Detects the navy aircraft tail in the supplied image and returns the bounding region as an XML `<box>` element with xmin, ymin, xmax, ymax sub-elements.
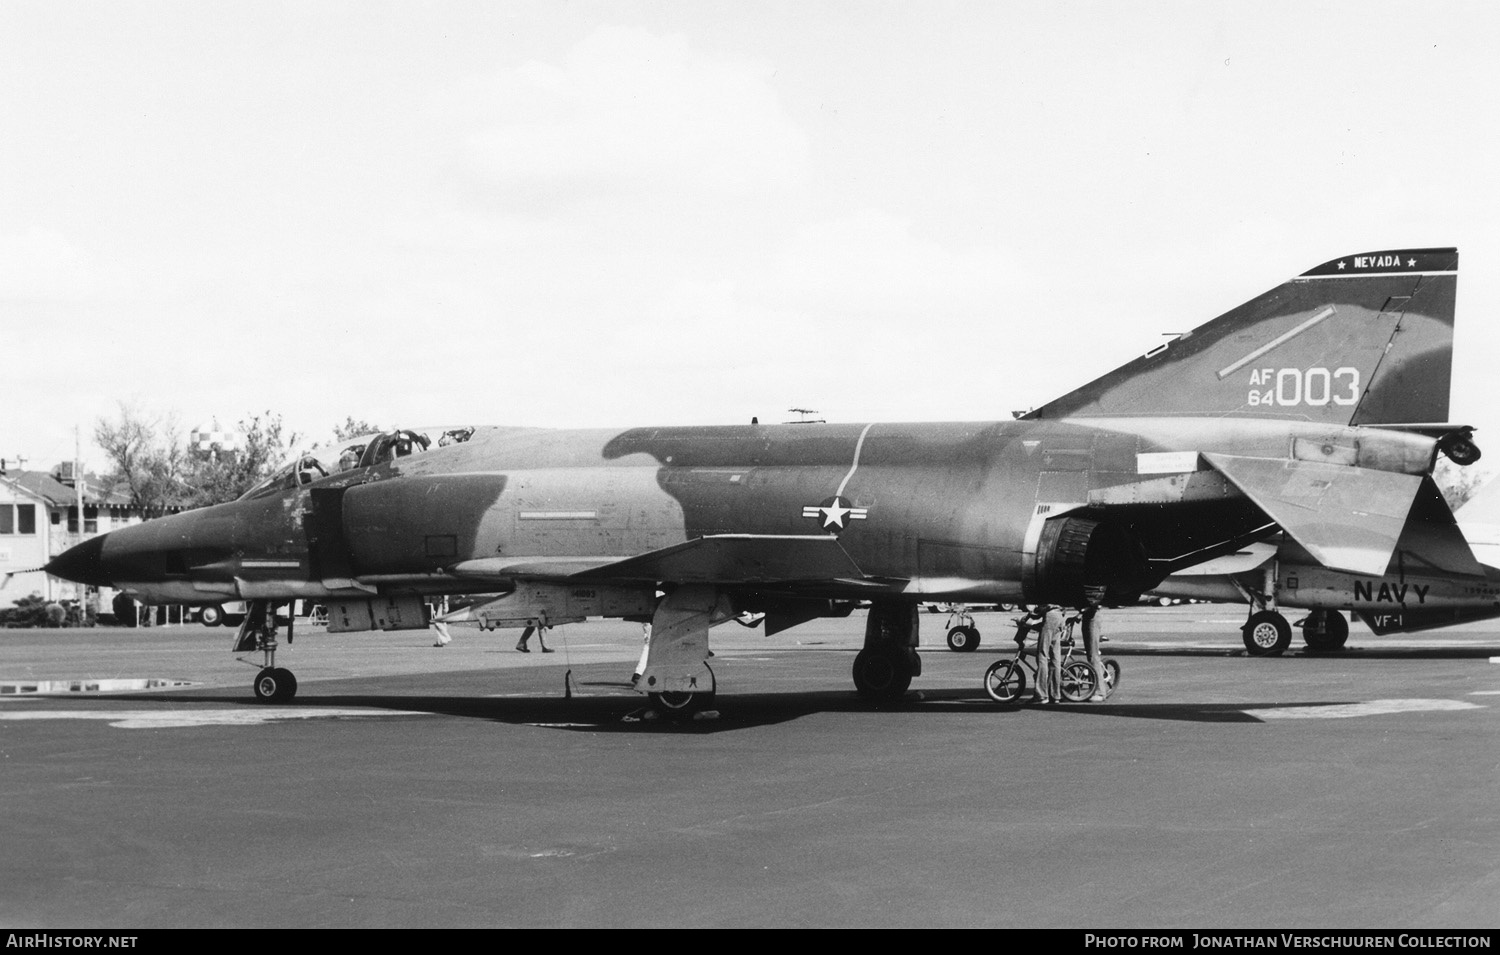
<box><xmin>1026</xmin><ymin>248</ymin><xmax>1458</xmax><ymax>425</ymax></box>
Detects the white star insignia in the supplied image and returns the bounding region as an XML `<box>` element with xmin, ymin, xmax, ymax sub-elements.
<box><xmin>1408</xmin><ymin>258</ymin><xmax>1416</xmax><ymax>267</ymax></box>
<box><xmin>801</xmin><ymin>497</ymin><xmax>870</xmax><ymax>532</ymax></box>
<box><xmin>820</xmin><ymin>501</ymin><xmax>852</xmax><ymax>528</ymax></box>
<box><xmin>1337</xmin><ymin>261</ymin><xmax>1345</xmax><ymax>269</ymax></box>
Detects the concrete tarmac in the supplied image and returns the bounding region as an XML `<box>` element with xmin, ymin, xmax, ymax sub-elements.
<box><xmin>1</xmin><ymin>606</ymin><xmax>1498</xmax><ymax>928</ymax></box>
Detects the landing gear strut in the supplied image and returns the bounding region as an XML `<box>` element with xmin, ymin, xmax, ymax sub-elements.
<box><xmin>853</xmin><ymin>602</ymin><xmax>921</xmax><ymax>702</ymax></box>
<box><xmin>233</xmin><ymin>600</ymin><xmax>298</xmax><ymax>702</ymax></box>
<box><xmin>635</xmin><ymin>586</ymin><xmax>728</xmax><ymax>717</ymax></box>
<box><xmin>1238</xmin><ymin>561</ymin><xmax>1291</xmax><ymax>656</ymax></box>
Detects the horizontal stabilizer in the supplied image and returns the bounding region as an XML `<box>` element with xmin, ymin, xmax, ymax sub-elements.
<box><xmin>1202</xmin><ymin>453</ymin><xmax>1424</xmax><ymax>576</ymax></box>
<box><xmin>1389</xmin><ymin>476</ymin><xmax>1485</xmax><ymax>577</ymax></box>
<box><xmin>573</xmin><ymin>534</ymin><xmax>867</xmax><ymax>584</ymax></box>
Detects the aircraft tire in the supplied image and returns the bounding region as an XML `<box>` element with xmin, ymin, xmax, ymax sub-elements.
<box><xmin>983</xmin><ymin>659</ymin><xmax>1026</xmax><ymax>703</ymax></box>
<box><xmin>1242</xmin><ymin>611</ymin><xmax>1292</xmax><ymax>656</ymax></box>
<box><xmin>253</xmin><ymin>667</ymin><xmax>298</xmax><ymax>703</ymax></box>
<box><xmin>1103</xmin><ymin>659</ymin><xmax>1121</xmax><ymax>698</ymax></box>
<box><xmin>1303</xmin><ymin>611</ymin><xmax>1349</xmax><ymax>652</ymax></box>
<box><xmin>1060</xmin><ymin>661</ymin><xmax>1097</xmax><ymax>702</ymax></box>
<box><xmin>650</xmin><ymin>690</ymin><xmax>711</xmax><ymax>718</ymax></box>
<box><xmin>852</xmin><ymin>648</ymin><xmax>914</xmax><ymax>702</ymax></box>
<box><xmin>946</xmin><ymin>625</ymin><xmax>981</xmax><ymax>652</ymax></box>
<box><xmin>200</xmin><ymin>605</ymin><xmax>223</xmax><ymax>627</ymax></box>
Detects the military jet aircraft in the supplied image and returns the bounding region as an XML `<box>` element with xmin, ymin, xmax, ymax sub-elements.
<box><xmin>1153</xmin><ymin>472</ymin><xmax>1500</xmax><ymax>654</ymax></box>
<box><xmin>45</xmin><ymin>247</ymin><xmax>1481</xmax><ymax>713</ymax></box>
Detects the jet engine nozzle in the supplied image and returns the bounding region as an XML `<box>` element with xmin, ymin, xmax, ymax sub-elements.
<box><xmin>1438</xmin><ymin>429</ymin><xmax>1482</xmax><ymax>466</ymax></box>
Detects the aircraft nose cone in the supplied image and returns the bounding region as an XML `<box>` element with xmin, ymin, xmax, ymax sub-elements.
<box><xmin>44</xmin><ymin>534</ymin><xmax>111</xmax><ymax>587</ymax></box>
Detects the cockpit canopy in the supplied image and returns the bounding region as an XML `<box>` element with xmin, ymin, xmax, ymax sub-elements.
<box><xmin>238</xmin><ymin>426</ymin><xmax>475</xmax><ymax>500</ymax></box>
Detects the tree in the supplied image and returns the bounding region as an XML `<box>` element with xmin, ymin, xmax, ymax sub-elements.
<box><xmin>95</xmin><ymin>406</ymin><xmax>304</xmax><ymax>512</ymax></box>
<box><xmin>182</xmin><ymin>412</ymin><xmax>300</xmax><ymax>507</ymax></box>
<box><xmin>1434</xmin><ymin>458</ymin><xmax>1491</xmax><ymax>511</ymax></box>
<box><xmin>333</xmin><ymin>417</ymin><xmax>383</xmax><ymax>441</ymax></box>
<box><xmin>93</xmin><ymin>404</ymin><xmax>188</xmax><ymax>518</ymax></box>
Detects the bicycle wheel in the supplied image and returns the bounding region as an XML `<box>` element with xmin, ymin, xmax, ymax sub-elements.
<box><xmin>984</xmin><ymin>659</ymin><xmax>1027</xmax><ymax>703</ymax></box>
<box><xmin>1103</xmin><ymin>659</ymin><xmax>1121</xmax><ymax>698</ymax></box>
<box><xmin>1060</xmin><ymin>661</ymin><xmax>1097</xmax><ymax>702</ymax></box>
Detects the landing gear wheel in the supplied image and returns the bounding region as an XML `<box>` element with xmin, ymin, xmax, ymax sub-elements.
<box><xmin>253</xmin><ymin>666</ymin><xmax>297</xmax><ymax>703</ymax></box>
<box><xmin>200</xmin><ymin>605</ymin><xmax>223</xmax><ymax>627</ymax></box>
<box><xmin>1302</xmin><ymin>610</ymin><xmax>1349</xmax><ymax>652</ymax></box>
<box><xmin>983</xmin><ymin>659</ymin><xmax>1027</xmax><ymax>703</ymax></box>
<box><xmin>1242</xmin><ymin>610</ymin><xmax>1292</xmax><ymax>656</ymax></box>
<box><xmin>649</xmin><ymin>690</ymin><xmax>712</xmax><ymax>718</ymax></box>
<box><xmin>852</xmin><ymin>648</ymin><xmax>914</xmax><ymax>702</ymax></box>
<box><xmin>946</xmin><ymin>625</ymin><xmax>981</xmax><ymax>652</ymax></box>
<box><xmin>1060</xmin><ymin>661</ymin><xmax>1098</xmax><ymax>702</ymax></box>
<box><xmin>1103</xmin><ymin>659</ymin><xmax>1121</xmax><ymax>698</ymax></box>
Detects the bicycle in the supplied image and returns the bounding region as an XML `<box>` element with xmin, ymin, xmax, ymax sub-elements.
<box><xmin>983</xmin><ymin>614</ymin><xmax>1120</xmax><ymax>703</ymax></box>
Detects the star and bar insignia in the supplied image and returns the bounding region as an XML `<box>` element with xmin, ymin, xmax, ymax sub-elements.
<box><xmin>801</xmin><ymin>496</ymin><xmax>869</xmax><ymax>532</ymax></box>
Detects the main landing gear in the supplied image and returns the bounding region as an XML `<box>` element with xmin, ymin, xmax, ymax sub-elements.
<box><xmin>1242</xmin><ymin>609</ymin><xmax>1292</xmax><ymax>655</ymax></box>
<box><xmin>233</xmin><ymin>599</ymin><xmax>298</xmax><ymax>702</ymax></box>
<box><xmin>853</xmin><ymin>602</ymin><xmax>921</xmax><ymax>702</ymax></box>
<box><xmin>634</xmin><ymin>585</ymin><xmax>727</xmax><ymax>717</ymax></box>
<box><xmin>1299</xmin><ymin>609</ymin><xmax>1349</xmax><ymax>652</ymax></box>
<box><xmin>1241</xmin><ymin>608</ymin><xmax>1349</xmax><ymax>654</ymax></box>
<box><xmin>942</xmin><ymin>606</ymin><xmax>982</xmax><ymax>652</ymax></box>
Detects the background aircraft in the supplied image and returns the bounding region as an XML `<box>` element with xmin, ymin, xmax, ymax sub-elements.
<box><xmin>45</xmin><ymin>248</ymin><xmax>1483</xmax><ymax>713</ymax></box>
<box><xmin>1153</xmin><ymin>475</ymin><xmax>1500</xmax><ymax>653</ymax></box>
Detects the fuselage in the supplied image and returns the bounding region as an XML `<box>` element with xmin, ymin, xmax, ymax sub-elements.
<box><xmin>47</xmin><ymin>416</ymin><xmax>1440</xmax><ymax>609</ymax></box>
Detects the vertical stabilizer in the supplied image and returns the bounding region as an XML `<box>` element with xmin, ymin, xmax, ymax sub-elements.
<box><xmin>1027</xmin><ymin>248</ymin><xmax>1458</xmax><ymax>425</ymax></box>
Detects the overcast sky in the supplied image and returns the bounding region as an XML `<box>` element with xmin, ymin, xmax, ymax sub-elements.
<box><xmin>4</xmin><ymin>1</ymin><xmax>1498</xmax><ymax>469</ymax></box>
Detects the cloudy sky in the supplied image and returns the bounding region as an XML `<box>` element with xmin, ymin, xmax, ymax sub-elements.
<box><xmin>4</xmin><ymin>1</ymin><xmax>1498</xmax><ymax>469</ymax></box>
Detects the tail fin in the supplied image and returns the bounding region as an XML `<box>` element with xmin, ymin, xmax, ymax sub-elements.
<box><xmin>1026</xmin><ymin>248</ymin><xmax>1458</xmax><ymax>425</ymax></box>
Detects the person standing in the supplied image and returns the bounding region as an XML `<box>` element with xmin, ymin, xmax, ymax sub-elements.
<box><xmin>1031</xmin><ymin>603</ymin><xmax>1065</xmax><ymax>704</ymax></box>
<box><xmin>1080</xmin><ymin>599</ymin><xmax>1107</xmax><ymax>702</ymax></box>
<box><xmin>429</xmin><ymin>600</ymin><xmax>452</xmax><ymax>647</ymax></box>
<box><xmin>515</xmin><ymin>617</ymin><xmax>552</xmax><ymax>653</ymax></box>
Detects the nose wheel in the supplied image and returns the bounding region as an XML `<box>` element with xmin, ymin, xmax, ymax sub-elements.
<box><xmin>235</xmin><ymin>600</ymin><xmax>299</xmax><ymax>702</ymax></box>
<box><xmin>253</xmin><ymin>666</ymin><xmax>298</xmax><ymax>703</ymax></box>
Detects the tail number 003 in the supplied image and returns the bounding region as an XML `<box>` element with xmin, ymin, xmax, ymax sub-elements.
<box><xmin>1246</xmin><ymin>367</ymin><xmax>1358</xmax><ymax>407</ymax></box>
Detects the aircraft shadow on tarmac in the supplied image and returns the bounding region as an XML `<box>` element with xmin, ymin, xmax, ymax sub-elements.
<box><xmin>91</xmin><ymin>683</ymin><xmax>1349</xmax><ymax>730</ymax></box>
<box><xmin>1092</xmin><ymin>643</ymin><xmax>1500</xmax><ymax>659</ymax></box>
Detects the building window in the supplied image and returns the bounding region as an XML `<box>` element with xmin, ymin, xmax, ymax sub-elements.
<box><xmin>0</xmin><ymin>506</ymin><xmax>11</xmax><ymax>534</ymax></box>
<box><xmin>17</xmin><ymin>504</ymin><xmax>35</xmax><ymax>535</ymax></box>
<box><xmin>66</xmin><ymin>506</ymin><xmax>99</xmax><ymax>534</ymax></box>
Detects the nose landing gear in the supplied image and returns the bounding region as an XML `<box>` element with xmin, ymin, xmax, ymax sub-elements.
<box><xmin>233</xmin><ymin>600</ymin><xmax>298</xmax><ymax>702</ymax></box>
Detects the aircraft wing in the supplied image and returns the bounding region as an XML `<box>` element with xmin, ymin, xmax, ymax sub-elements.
<box><xmin>447</xmin><ymin>534</ymin><xmax>870</xmax><ymax>587</ymax></box>
<box><xmin>1201</xmin><ymin>453</ymin><xmax>1429</xmax><ymax>577</ymax></box>
<box><xmin>570</xmin><ymin>534</ymin><xmax>869</xmax><ymax>584</ymax></box>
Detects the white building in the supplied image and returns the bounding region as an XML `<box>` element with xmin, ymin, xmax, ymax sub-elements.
<box><xmin>0</xmin><ymin>463</ymin><xmax>146</xmax><ymax>608</ymax></box>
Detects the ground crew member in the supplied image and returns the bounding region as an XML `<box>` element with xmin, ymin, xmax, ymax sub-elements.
<box><xmin>1032</xmin><ymin>603</ymin><xmax>1065</xmax><ymax>703</ymax></box>
<box><xmin>1013</xmin><ymin>605</ymin><xmax>1046</xmax><ymax>646</ymax></box>
<box><xmin>1080</xmin><ymin>600</ymin><xmax>1107</xmax><ymax>702</ymax></box>
<box><xmin>515</xmin><ymin>617</ymin><xmax>552</xmax><ymax>653</ymax></box>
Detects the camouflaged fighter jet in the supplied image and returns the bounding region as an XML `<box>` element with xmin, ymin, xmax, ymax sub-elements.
<box><xmin>44</xmin><ymin>247</ymin><xmax>1483</xmax><ymax>712</ymax></box>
